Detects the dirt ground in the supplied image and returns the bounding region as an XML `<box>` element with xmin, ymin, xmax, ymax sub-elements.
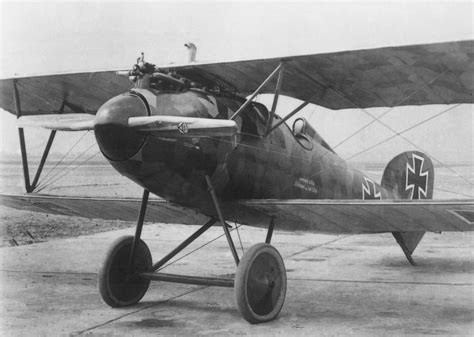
<box><xmin>0</xmin><ymin>205</ymin><xmax>136</xmax><ymax>247</ymax></box>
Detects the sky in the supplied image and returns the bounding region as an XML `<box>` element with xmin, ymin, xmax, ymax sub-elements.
<box><xmin>0</xmin><ymin>1</ymin><xmax>472</xmax><ymax>166</ymax></box>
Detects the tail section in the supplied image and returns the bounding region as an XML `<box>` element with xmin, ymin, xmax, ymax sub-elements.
<box><xmin>381</xmin><ymin>151</ymin><xmax>434</xmax><ymax>265</ymax></box>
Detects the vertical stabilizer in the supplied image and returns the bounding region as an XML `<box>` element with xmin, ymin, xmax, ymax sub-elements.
<box><xmin>381</xmin><ymin>151</ymin><xmax>434</xmax><ymax>265</ymax></box>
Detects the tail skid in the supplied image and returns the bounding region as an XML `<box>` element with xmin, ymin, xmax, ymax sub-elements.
<box><xmin>392</xmin><ymin>232</ymin><xmax>425</xmax><ymax>265</ymax></box>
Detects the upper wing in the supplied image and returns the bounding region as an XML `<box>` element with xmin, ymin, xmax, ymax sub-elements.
<box><xmin>233</xmin><ymin>199</ymin><xmax>474</xmax><ymax>233</ymax></box>
<box><xmin>164</xmin><ymin>40</ymin><xmax>474</xmax><ymax>109</ymax></box>
<box><xmin>1</xmin><ymin>193</ymin><xmax>472</xmax><ymax>234</ymax></box>
<box><xmin>0</xmin><ymin>71</ymin><xmax>131</xmax><ymax>116</ymax></box>
<box><xmin>1</xmin><ymin>40</ymin><xmax>472</xmax><ymax>118</ymax></box>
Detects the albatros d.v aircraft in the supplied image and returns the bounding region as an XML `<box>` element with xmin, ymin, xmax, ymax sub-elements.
<box><xmin>0</xmin><ymin>40</ymin><xmax>473</xmax><ymax>323</ymax></box>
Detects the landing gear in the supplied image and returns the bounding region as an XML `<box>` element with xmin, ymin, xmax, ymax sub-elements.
<box><xmin>98</xmin><ymin>189</ymin><xmax>152</xmax><ymax>307</ymax></box>
<box><xmin>98</xmin><ymin>183</ymin><xmax>287</xmax><ymax>323</ymax></box>
<box><xmin>98</xmin><ymin>235</ymin><xmax>152</xmax><ymax>307</ymax></box>
<box><xmin>235</xmin><ymin>243</ymin><xmax>287</xmax><ymax>323</ymax></box>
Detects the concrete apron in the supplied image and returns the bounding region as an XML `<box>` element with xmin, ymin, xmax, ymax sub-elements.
<box><xmin>1</xmin><ymin>224</ymin><xmax>473</xmax><ymax>336</ymax></box>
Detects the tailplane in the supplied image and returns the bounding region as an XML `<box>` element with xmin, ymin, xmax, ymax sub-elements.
<box><xmin>381</xmin><ymin>151</ymin><xmax>434</xmax><ymax>265</ymax></box>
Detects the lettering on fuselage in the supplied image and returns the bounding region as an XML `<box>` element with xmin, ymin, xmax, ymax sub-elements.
<box><xmin>294</xmin><ymin>177</ymin><xmax>318</xmax><ymax>194</ymax></box>
<box><xmin>362</xmin><ymin>177</ymin><xmax>381</xmax><ymax>200</ymax></box>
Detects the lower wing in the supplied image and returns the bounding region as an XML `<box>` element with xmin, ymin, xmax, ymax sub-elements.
<box><xmin>233</xmin><ymin>199</ymin><xmax>474</xmax><ymax>233</ymax></box>
<box><xmin>1</xmin><ymin>194</ymin><xmax>472</xmax><ymax>234</ymax></box>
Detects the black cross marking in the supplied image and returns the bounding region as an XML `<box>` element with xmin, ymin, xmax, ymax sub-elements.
<box><xmin>406</xmin><ymin>154</ymin><xmax>429</xmax><ymax>200</ymax></box>
<box><xmin>362</xmin><ymin>177</ymin><xmax>381</xmax><ymax>200</ymax></box>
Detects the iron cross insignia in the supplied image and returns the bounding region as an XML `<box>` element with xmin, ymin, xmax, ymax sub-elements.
<box><xmin>362</xmin><ymin>177</ymin><xmax>381</xmax><ymax>200</ymax></box>
<box><xmin>177</xmin><ymin>122</ymin><xmax>189</xmax><ymax>134</ymax></box>
<box><xmin>405</xmin><ymin>153</ymin><xmax>429</xmax><ymax>199</ymax></box>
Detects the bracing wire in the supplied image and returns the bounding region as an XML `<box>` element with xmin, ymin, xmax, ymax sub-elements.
<box><xmin>292</xmin><ymin>66</ymin><xmax>472</xmax><ymax>187</ymax></box>
<box><xmin>36</xmin><ymin>131</ymin><xmax>90</xmax><ymax>189</ymax></box>
<box><xmin>235</xmin><ymin>221</ymin><xmax>245</xmax><ymax>253</ymax></box>
<box><xmin>346</xmin><ymin>104</ymin><xmax>474</xmax><ymax>187</ymax></box>
<box><xmin>37</xmin><ymin>140</ymin><xmax>97</xmax><ymax>191</ymax></box>
<box><xmin>433</xmin><ymin>187</ymin><xmax>474</xmax><ymax>198</ymax></box>
<box><xmin>157</xmin><ymin>223</ymin><xmax>244</xmax><ymax>272</ymax></box>
<box><xmin>37</xmin><ymin>149</ymin><xmax>100</xmax><ymax>193</ymax></box>
<box><xmin>330</xmin><ymin>69</ymin><xmax>450</xmax><ymax>152</ymax></box>
<box><xmin>345</xmin><ymin>104</ymin><xmax>461</xmax><ymax>160</ymax></box>
<box><xmin>331</xmin><ymin>108</ymin><xmax>393</xmax><ymax>151</ymax></box>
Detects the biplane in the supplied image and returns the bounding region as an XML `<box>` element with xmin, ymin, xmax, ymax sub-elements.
<box><xmin>0</xmin><ymin>40</ymin><xmax>473</xmax><ymax>323</ymax></box>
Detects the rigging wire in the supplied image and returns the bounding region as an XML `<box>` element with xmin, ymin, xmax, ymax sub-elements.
<box><xmin>344</xmin><ymin>104</ymin><xmax>474</xmax><ymax>186</ymax></box>
<box><xmin>305</xmin><ymin>90</ymin><xmax>471</xmax><ymax>186</ymax></box>
<box><xmin>36</xmin><ymin>147</ymin><xmax>100</xmax><ymax>193</ymax></box>
<box><xmin>304</xmin><ymin>104</ymin><xmax>467</xmax><ymax>184</ymax></box>
<box><xmin>433</xmin><ymin>187</ymin><xmax>474</xmax><ymax>198</ymax></box>
<box><xmin>331</xmin><ymin>108</ymin><xmax>393</xmax><ymax>151</ymax></box>
<box><xmin>157</xmin><ymin>223</ymin><xmax>244</xmax><ymax>272</ymax></box>
<box><xmin>345</xmin><ymin>104</ymin><xmax>461</xmax><ymax>160</ymax></box>
<box><xmin>235</xmin><ymin>221</ymin><xmax>245</xmax><ymax>254</ymax></box>
<box><xmin>329</xmin><ymin>69</ymin><xmax>450</xmax><ymax>152</ymax></box>
<box><xmin>38</xmin><ymin>149</ymin><xmax>101</xmax><ymax>192</ymax></box>
<box><xmin>37</xmin><ymin>140</ymin><xmax>97</xmax><ymax>191</ymax></box>
<box><xmin>36</xmin><ymin>131</ymin><xmax>90</xmax><ymax>189</ymax></box>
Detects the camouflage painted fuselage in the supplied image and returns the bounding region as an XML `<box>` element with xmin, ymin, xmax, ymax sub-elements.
<box><xmin>94</xmin><ymin>88</ymin><xmax>396</xmax><ymax>218</ymax></box>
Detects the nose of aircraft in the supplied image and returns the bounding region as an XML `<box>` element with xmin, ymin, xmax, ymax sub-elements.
<box><xmin>94</xmin><ymin>93</ymin><xmax>149</xmax><ymax>162</ymax></box>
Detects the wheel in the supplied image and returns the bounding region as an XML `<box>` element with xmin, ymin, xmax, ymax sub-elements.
<box><xmin>234</xmin><ymin>243</ymin><xmax>287</xmax><ymax>323</ymax></box>
<box><xmin>98</xmin><ymin>235</ymin><xmax>152</xmax><ymax>307</ymax></box>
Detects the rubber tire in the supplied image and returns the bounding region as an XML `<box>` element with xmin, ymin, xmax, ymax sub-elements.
<box><xmin>234</xmin><ymin>243</ymin><xmax>287</xmax><ymax>324</ymax></box>
<box><xmin>98</xmin><ymin>235</ymin><xmax>152</xmax><ymax>307</ymax></box>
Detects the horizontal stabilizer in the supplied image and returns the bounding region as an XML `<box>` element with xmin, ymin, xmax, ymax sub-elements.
<box><xmin>18</xmin><ymin>114</ymin><xmax>95</xmax><ymax>131</ymax></box>
<box><xmin>128</xmin><ymin>116</ymin><xmax>238</xmax><ymax>137</ymax></box>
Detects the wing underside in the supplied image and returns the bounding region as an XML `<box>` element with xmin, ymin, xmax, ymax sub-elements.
<box><xmin>0</xmin><ymin>71</ymin><xmax>132</xmax><ymax>116</ymax></box>
<box><xmin>1</xmin><ymin>194</ymin><xmax>472</xmax><ymax>234</ymax></box>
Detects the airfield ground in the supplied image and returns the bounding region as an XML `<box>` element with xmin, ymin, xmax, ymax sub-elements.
<box><xmin>0</xmin><ymin>159</ymin><xmax>473</xmax><ymax>335</ymax></box>
<box><xmin>0</xmin><ymin>208</ymin><xmax>473</xmax><ymax>336</ymax></box>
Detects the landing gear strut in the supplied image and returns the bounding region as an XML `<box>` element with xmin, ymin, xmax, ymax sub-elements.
<box><xmin>98</xmin><ymin>179</ymin><xmax>287</xmax><ymax>323</ymax></box>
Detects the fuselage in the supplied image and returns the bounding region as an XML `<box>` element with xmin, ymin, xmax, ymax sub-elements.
<box><xmin>94</xmin><ymin>88</ymin><xmax>395</xmax><ymax>217</ymax></box>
